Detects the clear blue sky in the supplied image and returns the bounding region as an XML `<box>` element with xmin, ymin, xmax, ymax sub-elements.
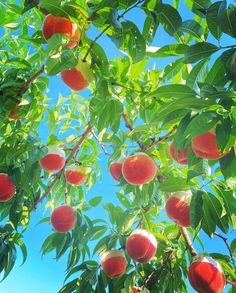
<box><xmin>0</xmin><ymin>1</ymin><xmax>235</xmax><ymax>292</ymax></box>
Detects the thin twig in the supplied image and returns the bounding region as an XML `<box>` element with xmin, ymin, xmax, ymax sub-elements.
<box><xmin>146</xmin><ymin>126</ymin><xmax>177</xmax><ymax>151</ymax></box>
<box><xmin>226</xmin><ymin>279</ymin><xmax>236</xmax><ymax>287</ymax></box>
<box><xmin>121</xmin><ymin>111</ymin><xmax>145</xmax><ymax>150</ymax></box>
<box><xmin>179</xmin><ymin>227</ymin><xmax>197</xmax><ymax>257</ymax></box>
<box><xmin>214</xmin><ymin>232</ymin><xmax>235</xmax><ymax>267</ymax></box>
<box><xmin>82</xmin><ymin>0</ymin><xmax>145</xmax><ymax>62</ymax></box>
<box><xmin>16</xmin><ymin>65</ymin><xmax>45</xmax><ymax>100</ymax></box>
<box><xmin>90</xmin><ymin>129</ymin><xmax>110</xmax><ymax>155</ymax></box>
<box><xmin>31</xmin><ymin>124</ymin><xmax>92</xmax><ymax>211</ymax></box>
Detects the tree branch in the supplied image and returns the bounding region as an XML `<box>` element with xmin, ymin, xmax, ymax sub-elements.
<box><xmin>16</xmin><ymin>65</ymin><xmax>45</xmax><ymax>100</ymax></box>
<box><xmin>179</xmin><ymin>227</ymin><xmax>197</xmax><ymax>257</ymax></box>
<box><xmin>226</xmin><ymin>279</ymin><xmax>236</xmax><ymax>287</ymax></box>
<box><xmin>121</xmin><ymin>111</ymin><xmax>145</xmax><ymax>150</ymax></box>
<box><xmin>90</xmin><ymin>129</ymin><xmax>110</xmax><ymax>155</ymax></box>
<box><xmin>214</xmin><ymin>232</ymin><xmax>235</xmax><ymax>267</ymax></box>
<box><xmin>146</xmin><ymin>126</ymin><xmax>177</xmax><ymax>151</ymax></box>
<box><xmin>31</xmin><ymin>124</ymin><xmax>92</xmax><ymax>211</ymax></box>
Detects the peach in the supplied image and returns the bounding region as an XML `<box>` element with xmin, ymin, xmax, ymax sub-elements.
<box><xmin>192</xmin><ymin>131</ymin><xmax>227</xmax><ymax>160</ymax></box>
<box><xmin>126</xmin><ymin>229</ymin><xmax>157</xmax><ymax>263</ymax></box>
<box><xmin>101</xmin><ymin>250</ymin><xmax>127</xmax><ymax>278</ymax></box>
<box><xmin>42</xmin><ymin>14</ymin><xmax>79</xmax><ymax>49</ymax></box>
<box><xmin>8</xmin><ymin>105</ymin><xmax>21</xmax><ymax>120</ymax></box>
<box><xmin>65</xmin><ymin>164</ymin><xmax>87</xmax><ymax>186</ymax></box>
<box><xmin>132</xmin><ymin>287</ymin><xmax>142</xmax><ymax>293</ymax></box>
<box><xmin>122</xmin><ymin>153</ymin><xmax>157</xmax><ymax>185</ymax></box>
<box><xmin>188</xmin><ymin>255</ymin><xmax>225</xmax><ymax>293</ymax></box>
<box><xmin>61</xmin><ymin>60</ymin><xmax>94</xmax><ymax>91</ymax></box>
<box><xmin>0</xmin><ymin>173</ymin><xmax>16</xmax><ymax>202</ymax></box>
<box><xmin>40</xmin><ymin>146</ymin><xmax>65</xmax><ymax>173</ymax></box>
<box><xmin>165</xmin><ymin>190</ymin><xmax>192</xmax><ymax>227</ymax></box>
<box><xmin>51</xmin><ymin>205</ymin><xmax>77</xmax><ymax>233</ymax></box>
<box><xmin>169</xmin><ymin>141</ymin><xmax>188</xmax><ymax>165</ymax></box>
<box><xmin>109</xmin><ymin>156</ymin><xmax>125</xmax><ymax>181</ymax></box>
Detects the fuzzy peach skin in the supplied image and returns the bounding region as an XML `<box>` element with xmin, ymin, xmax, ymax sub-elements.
<box><xmin>109</xmin><ymin>156</ymin><xmax>125</xmax><ymax>181</ymax></box>
<box><xmin>101</xmin><ymin>250</ymin><xmax>127</xmax><ymax>278</ymax></box>
<box><xmin>191</xmin><ymin>131</ymin><xmax>227</xmax><ymax>160</ymax></box>
<box><xmin>61</xmin><ymin>60</ymin><xmax>94</xmax><ymax>91</ymax></box>
<box><xmin>0</xmin><ymin>173</ymin><xmax>16</xmax><ymax>202</ymax></box>
<box><xmin>65</xmin><ymin>164</ymin><xmax>88</xmax><ymax>186</ymax></box>
<box><xmin>165</xmin><ymin>190</ymin><xmax>192</xmax><ymax>227</ymax></box>
<box><xmin>51</xmin><ymin>205</ymin><xmax>77</xmax><ymax>233</ymax></box>
<box><xmin>169</xmin><ymin>141</ymin><xmax>189</xmax><ymax>165</ymax></box>
<box><xmin>42</xmin><ymin>14</ymin><xmax>79</xmax><ymax>49</ymax></box>
<box><xmin>40</xmin><ymin>146</ymin><xmax>65</xmax><ymax>173</ymax></box>
<box><xmin>126</xmin><ymin>229</ymin><xmax>157</xmax><ymax>263</ymax></box>
<box><xmin>188</xmin><ymin>255</ymin><xmax>225</xmax><ymax>293</ymax></box>
<box><xmin>122</xmin><ymin>153</ymin><xmax>157</xmax><ymax>185</ymax></box>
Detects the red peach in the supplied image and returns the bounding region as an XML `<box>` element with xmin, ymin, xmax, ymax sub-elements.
<box><xmin>61</xmin><ymin>60</ymin><xmax>94</xmax><ymax>91</ymax></box>
<box><xmin>51</xmin><ymin>205</ymin><xmax>77</xmax><ymax>233</ymax></box>
<box><xmin>165</xmin><ymin>190</ymin><xmax>192</xmax><ymax>227</ymax></box>
<box><xmin>101</xmin><ymin>250</ymin><xmax>127</xmax><ymax>278</ymax></box>
<box><xmin>169</xmin><ymin>141</ymin><xmax>188</xmax><ymax>165</ymax></box>
<box><xmin>188</xmin><ymin>255</ymin><xmax>225</xmax><ymax>293</ymax></box>
<box><xmin>40</xmin><ymin>146</ymin><xmax>65</xmax><ymax>173</ymax></box>
<box><xmin>42</xmin><ymin>14</ymin><xmax>79</xmax><ymax>49</ymax></box>
<box><xmin>192</xmin><ymin>131</ymin><xmax>227</xmax><ymax>160</ymax></box>
<box><xmin>132</xmin><ymin>287</ymin><xmax>142</xmax><ymax>293</ymax></box>
<box><xmin>126</xmin><ymin>229</ymin><xmax>157</xmax><ymax>263</ymax></box>
<box><xmin>9</xmin><ymin>105</ymin><xmax>21</xmax><ymax>121</ymax></box>
<box><xmin>65</xmin><ymin>164</ymin><xmax>88</xmax><ymax>186</ymax></box>
<box><xmin>109</xmin><ymin>156</ymin><xmax>125</xmax><ymax>181</ymax></box>
<box><xmin>122</xmin><ymin>153</ymin><xmax>157</xmax><ymax>185</ymax></box>
<box><xmin>0</xmin><ymin>173</ymin><xmax>16</xmax><ymax>202</ymax></box>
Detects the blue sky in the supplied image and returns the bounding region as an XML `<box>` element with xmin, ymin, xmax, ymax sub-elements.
<box><xmin>0</xmin><ymin>1</ymin><xmax>235</xmax><ymax>292</ymax></box>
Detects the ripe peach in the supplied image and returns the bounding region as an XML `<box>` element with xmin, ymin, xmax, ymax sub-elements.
<box><xmin>169</xmin><ymin>141</ymin><xmax>188</xmax><ymax>165</ymax></box>
<box><xmin>0</xmin><ymin>173</ymin><xmax>16</xmax><ymax>202</ymax></box>
<box><xmin>192</xmin><ymin>131</ymin><xmax>227</xmax><ymax>160</ymax></box>
<box><xmin>42</xmin><ymin>14</ymin><xmax>79</xmax><ymax>49</ymax></box>
<box><xmin>126</xmin><ymin>229</ymin><xmax>157</xmax><ymax>263</ymax></box>
<box><xmin>109</xmin><ymin>156</ymin><xmax>125</xmax><ymax>181</ymax></box>
<box><xmin>61</xmin><ymin>60</ymin><xmax>94</xmax><ymax>91</ymax></box>
<box><xmin>165</xmin><ymin>190</ymin><xmax>192</xmax><ymax>227</ymax></box>
<box><xmin>65</xmin><ymin>164</ymin><xmax>87</xmax><ymax>186</ymax></box>
<box><xmin>40</xmin><ymin>146</ymin><xmax>65</xmax><ymax>173</ymax></box>
<box><xmin>101</xmin><ymin>250</ymin><xmax>127</xmax><ymax>278</ymax></box>
<box><xmin>51</xmin><ymin>205</ymin><xmax>77</xmax><ymax>233</ymax></box>
<box><xmin>8</xmin><ymin>105</ymin><xmax>21</xmax><ymax>120</ymax></box>
<box><xmin>122</xmin><ymin>153</ymin><xmax>157</xmax><ymax>185</ymax></box>
<box><xmin>188</xmin><ymin>255</ymin><xmax>225</xmax><ymax>293</ymax></box>
<box><xmin>132</xmin><ymin>287</ymin><xmax>142</xmax><ymax>293</ymax></box>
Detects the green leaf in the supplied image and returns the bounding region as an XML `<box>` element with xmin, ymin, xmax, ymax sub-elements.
<box><xmin>179</xmin><ymin>20</ymin><xmax>204</xmax><ymax>40</ymax></box>
<box><xmin>15</xmin><ymin>239</ymin><xmax>27</xmax><ymax>266</ymax></box>
<box><xmin>122</xmin><ymin>21</ymin><xmax>146</xmax><ymax>63</ymax></box>
<box><xmin>148</xmin><ymin>84</ymin><xmax>197</xmax><ymax>99</ymax></box>
<box><xmin>89</xmin><ymin>196</ymin><xmax>103</xmax><ymax>207</ymax></box>
<box><xmin>219</xmin><ymin>149</ymin><xmax>236</xmax><ymax>180</ymax></box>
<box><xmin>190</xmin><ymin>190</ymin><xmax>203</xmax><ymax>229</ymax></box>
<box><xmin>186</xmin><ymin>58</ymin><xmax>209</xmax><ymax>89</ymax></box>
<box><xmin>218</xmin><ymin>5</ymin><xmax>236</xmax><ymax>38</ymax></box>
<box><xmin>148</xmin><ymin>44</ymin><xmax>188</xmax><ymax>58</ymax></box>
<box><xmin>159</xmin><ymin>177</ymin><xmax>191</xmax><ymax>192</ymax></box>
<box><xmin>184</xmin><ymin>42</ymin><xmax>219</xmax><ymax>64</ymax></box>
<box><xmin>206</xmin><ymin>1</ymin><xmax>226</xmax><ymax>40</ymax></box>
<box><xmin>45</xmin><ymin>50</ymin><xmax>77</xmax><ymax>76</ymax></box>
<box><xmin>230</xmin><ymin>238</ymin><xmax>236</xmax><ymax>256</ymax></box>
<box><xmin>157</xmin><ymin>4</ymin><xmax>182</xmax><ymax>36</ymax></box>
<box><xmin>183</xmin><ymin>112</ymin><xmax>219</xmax><ymax>138</ymax></box>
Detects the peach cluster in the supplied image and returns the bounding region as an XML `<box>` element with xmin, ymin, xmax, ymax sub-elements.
<box><xmin>109</xmin><ymin>152</ymin><xmax>157</xmax><ymax>185</ymax></box>
<box><xmin>101</xmin><ymin>229</ymin><xmax>157</xmax><ymax>278</ymax></box>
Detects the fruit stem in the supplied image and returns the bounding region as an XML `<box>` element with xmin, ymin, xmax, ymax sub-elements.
<box><xmin>31</xmin><ymin>124</ymin><xmax>92</xmax><ymax>211</ymax></box>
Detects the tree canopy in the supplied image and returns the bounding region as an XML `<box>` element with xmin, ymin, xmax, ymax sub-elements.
<box><xmin>0</xmin><ymin>0</ymin><xmax>236</xmax><ymax>292</ymax></box>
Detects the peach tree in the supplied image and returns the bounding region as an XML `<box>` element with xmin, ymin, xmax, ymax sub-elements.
<box><xmin>0</xmin><ymin>0</ymin><xmax>236</xmax><ymax>292</ymax></box>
